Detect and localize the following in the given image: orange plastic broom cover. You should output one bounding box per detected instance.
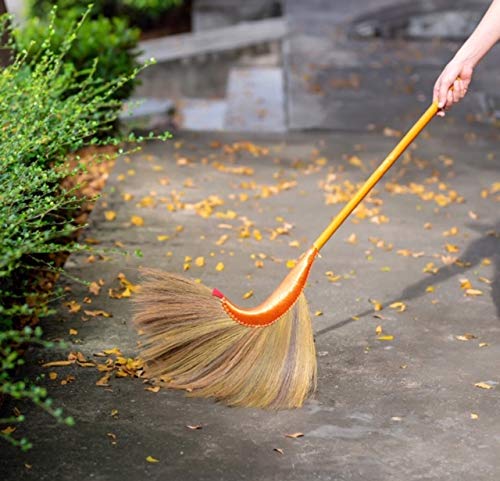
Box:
[212,246,318,327]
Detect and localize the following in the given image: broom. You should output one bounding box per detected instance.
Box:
[134,102,439,409]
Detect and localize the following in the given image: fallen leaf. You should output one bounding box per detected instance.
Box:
[442,226,458,237]
[195,256,205,267]
[1,426,16,435]
[49,372,58,380]
[84,309,113,318]
[145,386,160,393]
[455,333,477,341]
[130,215,144,226]
[65,300,82,313]
[107,432,117,445]
[157,235,170,242]
[425,286,435,293]
[146,456,159,463]
[346,233,358,244]
[216,234,229,246]
[243,290,253,300]
[88,281,101,296]
[104,211,117,221]
[465,289,483,297]
[96,373,111,387]
[375,325,382,336]
[286,259,297,269]
[370,299,383,311]
[377,335,394,341]
[474,382,493,390]
[285,432,304,439]
[69,328,78,336]
[215,262,225,272]
[389,301,406,312]
[111,409,119,417]
[103,347,122,356]
[186,425,203,430]
[273,448,284,455]
[445,243,460,253]
[314,310,323,316]
[42,360,74,368]
[470,413,479,420]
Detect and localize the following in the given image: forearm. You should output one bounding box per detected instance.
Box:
[453,0,500,67]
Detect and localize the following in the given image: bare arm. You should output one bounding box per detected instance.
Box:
[433,0,500,115]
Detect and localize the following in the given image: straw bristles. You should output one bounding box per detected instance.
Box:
[133,269,317,409]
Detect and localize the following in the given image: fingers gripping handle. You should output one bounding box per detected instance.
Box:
[313,102,439,252]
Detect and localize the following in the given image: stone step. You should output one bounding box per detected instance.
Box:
[138,17,287,65]
[178,98,228,131]
[224,67,286,132]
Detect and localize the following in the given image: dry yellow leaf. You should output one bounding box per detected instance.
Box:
[455,333,477,341]
[146,456,159,463]
[84,309,112,318]
[482,258,491,266]
[389,301,406,312]
[426,286,435,293]
[157,235,170,242]
[65,300,81,313]
[243,290,253,299]
[49,372,58,380]
[470,413,479,420]
[186,424,203,430]
[253,229,263,241]
[288,240,300,248]
[215,262,225,272]
[465,288,483,297]
[423,262,438,275]
[459,278,472,289]
[442,226,459,237]
[103,347,122,356]
[104,211,117,221]
[346,233,358,244]
[96,373,111,387]
[286,259,297,269]
[88,281,101,296]
[474,382,493,390]
[445,243,459,253]
[122,193,134,201]
[130,215,144,226]
[194,257,205,267]
[42,360,74,368]
[216,234,229,246]
[145,386,161,393]
[377,335,394,341]
[69,328,78,336]
[375,325,382,336]
[348,155,364,168]
[285,432,304,439]
[370,299,383,311]
[314,311,323,316]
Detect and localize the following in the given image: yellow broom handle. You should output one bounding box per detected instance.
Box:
[313,102,439,252]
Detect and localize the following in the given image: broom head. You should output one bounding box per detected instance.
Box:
[133,249,318,409]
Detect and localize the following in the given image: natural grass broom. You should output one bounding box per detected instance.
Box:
[133,102,439,409]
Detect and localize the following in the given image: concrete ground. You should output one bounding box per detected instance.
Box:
[2,1,500,480]
[2,120,499,480]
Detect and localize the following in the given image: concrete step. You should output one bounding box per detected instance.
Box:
[178,98,228,131]
[224,67,286,132]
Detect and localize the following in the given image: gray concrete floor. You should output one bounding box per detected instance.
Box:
[2,121,499,480]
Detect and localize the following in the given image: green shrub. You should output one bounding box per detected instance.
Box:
[28,0,184,30]
[16,7,141,102]
[0,11,167,449]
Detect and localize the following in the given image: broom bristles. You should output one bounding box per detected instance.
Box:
[133,269,317,409]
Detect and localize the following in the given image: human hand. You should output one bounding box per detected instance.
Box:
[433,59,474,117]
